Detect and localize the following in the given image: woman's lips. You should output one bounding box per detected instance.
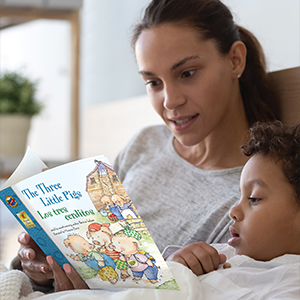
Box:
[228,226,240,247]
[169,114,199,131]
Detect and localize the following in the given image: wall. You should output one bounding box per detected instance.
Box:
[222,0,299,71]
[79,0,150,108]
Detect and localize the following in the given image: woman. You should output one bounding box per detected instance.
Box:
[113,0,274,249]
[15,0,275,290]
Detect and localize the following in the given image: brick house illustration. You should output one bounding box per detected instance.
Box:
[86,160,129,211]
[86,161,147,234]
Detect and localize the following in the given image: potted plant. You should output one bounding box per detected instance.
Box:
[0,71,43,157]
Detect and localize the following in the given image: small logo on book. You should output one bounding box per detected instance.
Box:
[17,211,36,229]
[5,196,17,207]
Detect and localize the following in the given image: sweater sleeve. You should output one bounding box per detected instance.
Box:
[10,256,55,293]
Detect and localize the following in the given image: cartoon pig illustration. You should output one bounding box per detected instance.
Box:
[100,195,122,221]
[87,223,130,280]
[111,194,138,219]
[87,223,112,246]
[111,233,158,284]
[64,234,118,284]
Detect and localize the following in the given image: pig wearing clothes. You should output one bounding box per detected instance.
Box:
[87,223,130,279]
[64,234,118,284]
[111,233,158,284]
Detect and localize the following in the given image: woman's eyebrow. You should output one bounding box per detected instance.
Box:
[171,55,199,71]
[138,55,200,76]
[139,70,154,76]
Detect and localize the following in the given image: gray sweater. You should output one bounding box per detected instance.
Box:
[113,125,243,252]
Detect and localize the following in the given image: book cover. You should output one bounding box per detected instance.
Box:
[0,147,179,290]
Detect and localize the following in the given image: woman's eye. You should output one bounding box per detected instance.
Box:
[181,70,195,78]
[145,80,161,88]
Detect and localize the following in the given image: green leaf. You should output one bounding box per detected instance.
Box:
[0,71,43,116]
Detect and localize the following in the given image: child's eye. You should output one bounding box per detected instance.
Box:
[181,70,195,78]
[248,197,261,205]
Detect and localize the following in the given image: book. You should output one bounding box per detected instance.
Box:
[0,147,179,290]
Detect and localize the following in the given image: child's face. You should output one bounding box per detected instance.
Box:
[229,154,300,261]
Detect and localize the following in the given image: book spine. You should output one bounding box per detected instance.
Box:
[0,187,69,268]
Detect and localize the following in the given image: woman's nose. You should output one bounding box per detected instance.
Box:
[163,85,185,110]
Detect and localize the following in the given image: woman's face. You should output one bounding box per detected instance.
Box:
[135,24,243,147]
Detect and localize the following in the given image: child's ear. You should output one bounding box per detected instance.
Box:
[229,41,247,78]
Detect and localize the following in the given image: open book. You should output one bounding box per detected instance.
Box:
[0,147,179,290]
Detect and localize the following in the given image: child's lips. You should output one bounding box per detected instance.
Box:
[228,226,240,246]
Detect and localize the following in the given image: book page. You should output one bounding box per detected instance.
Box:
[1,146,48,191]
[10,154,179,290]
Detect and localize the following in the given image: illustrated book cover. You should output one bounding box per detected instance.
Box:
[0,147,179,290]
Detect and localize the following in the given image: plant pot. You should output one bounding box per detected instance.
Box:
[0,114,31,158]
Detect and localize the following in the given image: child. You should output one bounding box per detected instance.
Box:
[163,121,300,298]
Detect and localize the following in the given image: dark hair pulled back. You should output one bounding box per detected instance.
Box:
[132,0,276,125]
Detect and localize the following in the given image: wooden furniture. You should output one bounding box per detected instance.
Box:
[268,66,300,126]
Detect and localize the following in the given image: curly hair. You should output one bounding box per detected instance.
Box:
[242,121,300,202]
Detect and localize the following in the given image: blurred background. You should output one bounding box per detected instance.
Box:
[0,0,299,268]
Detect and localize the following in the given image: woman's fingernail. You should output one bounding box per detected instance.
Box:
[63,264,72,274]
[46,256,54,266]
[21,235,26,243]
[26,252,31,260]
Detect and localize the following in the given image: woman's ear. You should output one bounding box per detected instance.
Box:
[229,41,247,77]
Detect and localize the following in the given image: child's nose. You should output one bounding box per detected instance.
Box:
[229,203,243,221]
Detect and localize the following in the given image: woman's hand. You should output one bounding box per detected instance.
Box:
[46,256,89,292]
[17,232,53,286]
[166,241,226,276]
